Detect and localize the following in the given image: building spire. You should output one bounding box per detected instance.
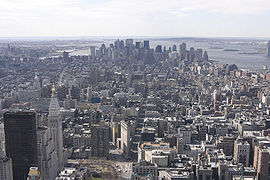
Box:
[52,83,56,97]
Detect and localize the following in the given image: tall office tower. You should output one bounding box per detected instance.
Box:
[176,138,184,154]
[90,124,109,158]
[57,84,68,101]
[189,47,195,61]
[253,146,270,180]
[121,121,130,157]
[100,44,106,57]
[114,39,124,49]
[196,49,203,61]
[180,43,186,59]
[135,42,141,49]
[172,44,177,52]
[168,47,172,53]
[163,46,167,52]
[143,40,150,50]
[86,86,92,102]
[90,46,96,60]
[155,45,162,53]
[69,85,80,101]
[63,51,69,62]
[158,119,167,138]
[125,39,134,47]
[0,153,13,180]
[233,138,250,167]
[37,126,58,180]
[267,41,270,57]
[48,85,63,171]
[4,111,38,179]
[203,51,208,61]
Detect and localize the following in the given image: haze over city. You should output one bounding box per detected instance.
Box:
[0,0,270,37]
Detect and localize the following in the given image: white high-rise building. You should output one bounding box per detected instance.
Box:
[48,85,64,171]
[121,121,130,157]
[0,153,13,180]
[37,126,58,180]
[33,73,41,90]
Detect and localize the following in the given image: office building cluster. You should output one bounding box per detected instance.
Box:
[0,39,270,179]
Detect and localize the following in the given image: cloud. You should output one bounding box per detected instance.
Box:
[182,0,270,14]
[0,0,269,36]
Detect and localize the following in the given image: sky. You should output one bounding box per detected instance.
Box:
[0,0,270,38]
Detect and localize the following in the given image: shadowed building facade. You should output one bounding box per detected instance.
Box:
[4,111,38,180]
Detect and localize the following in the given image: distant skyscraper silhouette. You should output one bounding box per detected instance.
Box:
[180,43,187,60]
[143,40,150,50]
[90,46,96,60]
[267,41,270,57]
[63,51,69,62]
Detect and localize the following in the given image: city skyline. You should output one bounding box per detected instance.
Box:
[1,0,270,178]
[0,0,270,38]
[1,37,270,179]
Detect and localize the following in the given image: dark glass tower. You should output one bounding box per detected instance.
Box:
[143,40,150,50]
[4,111,38,180]
[90,124,109,158]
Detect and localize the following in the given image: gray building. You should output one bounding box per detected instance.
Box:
[0,154,13,180]
[90,124,109,158]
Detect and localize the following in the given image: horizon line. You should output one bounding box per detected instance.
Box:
[0,36,269,41]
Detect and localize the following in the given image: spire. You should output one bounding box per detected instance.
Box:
[52,83,56,97]
[49,83,60,113]
[34,73,38,80]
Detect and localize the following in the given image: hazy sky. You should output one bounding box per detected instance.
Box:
[0,0,270,38]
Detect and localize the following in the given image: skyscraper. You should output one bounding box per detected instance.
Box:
[48,85,64,171]
[37,126,58,180]
[203,51,208,61]
[180,43,187,60]
[253,145,270,180]
[155,45,162,53]
[90,46,96,60]
[4,111,38,179]
[267,41,270,57]
[0,153,13,180]
[125,39,134,47]
[189,47,195,61]
[233,138,250,167]
[69,85,80,101]
[63,51,69,62]
[135,42,141,49]
[121,121,130,157]
[172,44,177,52]
[143,40,150,50]
[90,124,109,158]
